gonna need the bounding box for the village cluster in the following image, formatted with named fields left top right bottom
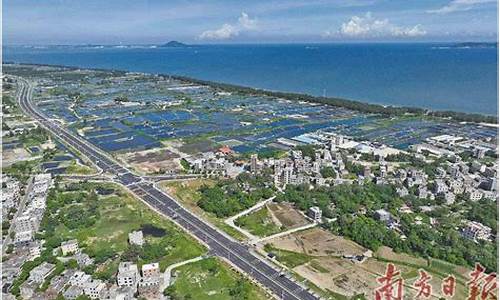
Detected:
left=185, top=130, right=498, bottom=244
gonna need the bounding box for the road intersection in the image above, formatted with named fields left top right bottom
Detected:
left=15, top=77, right=321, bottom=300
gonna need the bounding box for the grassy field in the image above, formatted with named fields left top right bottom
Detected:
left=167, top=257, right=270, bottom=300
left=263, top=244, right=314, bottom=268
left=235, top=207, right=282, bottom=237
left=52, top=181, right=206, bottom=272
left=64, top=160, right=96, bottom=174
left=161, top=179, right=248, bottom=241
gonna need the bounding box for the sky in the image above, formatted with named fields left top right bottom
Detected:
left=3, top=0, right=498, bottom=44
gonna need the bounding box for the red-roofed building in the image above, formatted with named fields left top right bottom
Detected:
left=218, top=145, right=233, bottom=155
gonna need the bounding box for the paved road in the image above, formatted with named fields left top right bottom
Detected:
left=15, top=77, right=320, bottom=300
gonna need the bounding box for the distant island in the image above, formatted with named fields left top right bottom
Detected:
left=159, top=41, right=189, bottom=48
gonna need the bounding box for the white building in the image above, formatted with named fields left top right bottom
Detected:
left=308, top=206, right=322, bottom=222
left=141, top=263, right=160, bottom=278
left=83, top=280, right=106, bottom=299
left=117, top=262, right=139, bottom=288
left=28, top=262, right=55, bottom=283
left=469, top=189, right=484, bottom=202
left=462, top=221, right=492, bottom=242
left=128, top=230, right=144, bottom=246
left=374, top=209, right=392, bottom=223
left=61, top=239, right=79, bottom=256
left=69, top=271, right=92, bottom=288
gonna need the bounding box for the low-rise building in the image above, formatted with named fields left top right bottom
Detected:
left=374, top=209, right=392, bottom=223
left=308, top=206, right=322, bottom=222
left=28, top=262, right=55, bottom=284
left=117, top=262, right=139, bottom=288
left=69, top=271, right=92, bottom=288
left=128, top=230, right=144, bottom=246
left=396, top=187, right=408, bottom=197
left=83, top=280, right=106, bottom=299
left=61, top=239, right=79, bottom=256
left=462, top=221, right=492, bottom=242
left=469, top=189, right=483, bottom=202
left=141, top=263, right=160, bottom=278
left=106, top=285, right=135, bottom=300
left=74, top=252, right=94, bottom=267
left=63, top=286, right=83, bottom=300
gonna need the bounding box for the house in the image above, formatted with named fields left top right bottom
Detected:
left=461, top=221, right=492, bottom=242
left=117, top=262, right=139, bottom=288
left=69, top=271, right=92, bottom=288
left=61, top=239, right=79, bottom=255
left=83, top=280, right=106, bottom=299
left=417, top=186, right=428, bottom=199
left=469, top=189, right=483, bottom=202
left=74, top=252, right=94, bottom=267
left=48, top=269, right=76, bottom=294
left=28, top=262, right=55, bottom=284
left=142, top=263, right=160, bottom=278
left=444, top=192, right=456, bottom=205
left=433, top=180, right=448, bottom=194
left=63, top=286, right=84, bottom=300
left=20, top=281, right=38, bottom=299
left=128, top=230, right=144, bottom=246
left=308, top=206, right=322, bottom=222
left=396, top=187, right=408, bottom=197
left=374, top=209, right=392, bottom=223
left=218, top=145, right=233, bottom=155
left=106, top=285, right=135, bottom=300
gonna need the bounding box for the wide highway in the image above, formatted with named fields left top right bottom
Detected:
left=15, top=77, right=321, bottom=300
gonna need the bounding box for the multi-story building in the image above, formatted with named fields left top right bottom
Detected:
left=308, top=206, right=322, bottom=222
left=462, top=221, right=492, bottom=242
left=28, top=262, right=55, bottom=284
left=117, top=262, right=139, bottom=288
left=83, top=280, right=106, bottom=299
left=61, top=239, right=79, bottom=256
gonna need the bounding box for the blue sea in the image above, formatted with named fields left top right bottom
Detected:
left=3, top=43, right=498, bottom=115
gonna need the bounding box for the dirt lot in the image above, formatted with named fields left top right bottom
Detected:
left=267, top=202, right=310, bottom=229
left=297, top=256, right=456, bottom=299
left=2, top=148, right=32, bottom=166
left=294, top=257, right=379, bottom=297
left=268, top=227, right=366, bottom=257
left=119, top=148, right=181, bottom=174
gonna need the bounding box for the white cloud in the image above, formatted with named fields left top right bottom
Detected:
left=238, top=12, right=258, bottom=30
left=427, top=0, right=496, bottom=14
left=199, top=24, right=239, bottom=40
left=199, top=12, right=258, bottom=40
left=324, top=12, right=426, bottom=38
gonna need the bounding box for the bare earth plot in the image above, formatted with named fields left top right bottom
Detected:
left=118, top=147, right=181, bottom=174
left=265, top=228, right=468, bottom=299
left=268, top=227, right=366, bottom=257
left=267, top=202, right=310, bottom=229
left=2, top=147, right=32, bottom=166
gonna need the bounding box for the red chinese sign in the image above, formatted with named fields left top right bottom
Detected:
left=374, top=263, right=497, bottom=300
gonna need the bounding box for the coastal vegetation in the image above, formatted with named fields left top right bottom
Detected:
left=172, top=75, right=498, bottom=124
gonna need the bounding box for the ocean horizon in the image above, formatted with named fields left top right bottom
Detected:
left=3, top=43, right=498, bottom=116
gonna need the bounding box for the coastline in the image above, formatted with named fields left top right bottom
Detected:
left=4, top=61, right=498, bottom=124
